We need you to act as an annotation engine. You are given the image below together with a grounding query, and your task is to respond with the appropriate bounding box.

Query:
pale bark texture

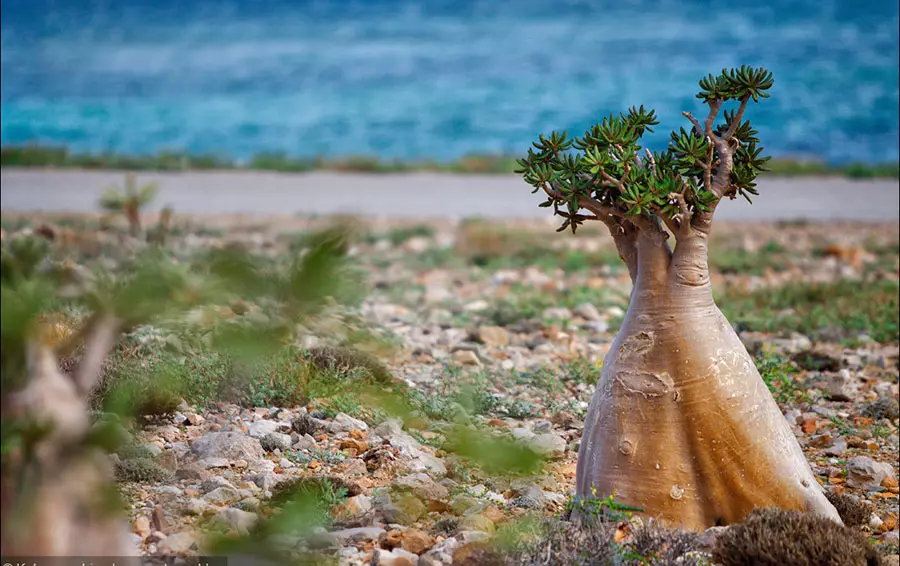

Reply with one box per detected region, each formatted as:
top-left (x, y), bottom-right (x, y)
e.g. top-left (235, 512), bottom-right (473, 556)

top-left (574, 229), bottom-right (840, 530)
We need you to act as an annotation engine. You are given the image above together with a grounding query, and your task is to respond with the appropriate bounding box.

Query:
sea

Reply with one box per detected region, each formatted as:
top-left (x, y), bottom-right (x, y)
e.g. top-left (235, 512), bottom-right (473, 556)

top-left (1, 0), bottom-right (898, 164)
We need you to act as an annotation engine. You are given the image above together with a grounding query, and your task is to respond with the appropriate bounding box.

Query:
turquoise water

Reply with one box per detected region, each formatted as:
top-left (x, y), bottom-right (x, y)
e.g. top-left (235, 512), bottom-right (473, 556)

top-left (1, 0), bottom-right (898, 163)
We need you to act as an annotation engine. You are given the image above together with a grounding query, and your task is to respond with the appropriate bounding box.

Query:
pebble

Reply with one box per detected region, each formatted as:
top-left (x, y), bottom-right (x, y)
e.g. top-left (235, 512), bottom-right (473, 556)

top-left (823, 438), bottom-right (848, 457)
top-left (574, 302), bottom-right (602, 321)
top-left (526, 433), bottom-right (567, 459)
top-left (329, 412), bottom-right (369, 433)
top-left (847, 456), bottom-right (897, 489)
top-left (826, 370), bottom-right (854, 401)
top-left (191, 432), bottom-right (265, 463)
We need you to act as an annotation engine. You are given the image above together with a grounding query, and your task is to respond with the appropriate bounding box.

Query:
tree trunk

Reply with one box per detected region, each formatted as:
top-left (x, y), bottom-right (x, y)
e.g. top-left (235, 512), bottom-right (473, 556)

top-left (574, 231), bottom-right (840, 530)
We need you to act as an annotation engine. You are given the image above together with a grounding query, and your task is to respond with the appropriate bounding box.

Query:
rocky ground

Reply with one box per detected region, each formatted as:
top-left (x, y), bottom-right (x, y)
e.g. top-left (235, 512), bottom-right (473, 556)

top-left (2, 212), bottom-right (898, 565)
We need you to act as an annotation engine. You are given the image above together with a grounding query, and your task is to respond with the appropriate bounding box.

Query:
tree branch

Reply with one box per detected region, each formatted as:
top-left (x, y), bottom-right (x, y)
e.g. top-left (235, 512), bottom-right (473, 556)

top-left (724, 95), bottom-right (750, 140)
top-left (540, 181), bottom-right (639, 280)
top-left (72, 315), bottom-right (120, 396)
top-left (542, 182), bottom-right (622, 223)
top-left (703, 100), bottom-right (722, 143)
top-left (682, 112), bottom-right (703, 136)
top-left (652, 206), bottom-right (680, 235)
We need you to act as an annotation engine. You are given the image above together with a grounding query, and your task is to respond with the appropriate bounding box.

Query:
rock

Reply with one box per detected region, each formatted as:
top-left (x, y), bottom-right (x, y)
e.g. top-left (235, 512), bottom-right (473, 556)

top-left (260, 432), bottom-right (293, 452)
top-left (425, 285), bottom-right (453, 303)
top-left (344, 458), bottom-right (368, 476)
top-left (376, 419), bottom-right (447, 476)
top-left (198, 457), bottom-right (231, 469)
top-left (453, 350), bottom-right (482, 366)
top-left (532, 420), bottom-right (552, 434)
top-left (847, 456), bottom-right (897, 489)
top-left (420, 537), bottom-right (460, 566)
top-left (330, 526), bottom-right (386, 543)
top-left (783, 408), bottom-right (802, 425)
top-left (458, 513), bottom-right (495, 534)
top-left (473, 326), bottom-right (509, 347)
top-left (182, 412), bottom-right (205, 426)
top-left (374, 490), bottom-right (427, 525)
top-left (574, 302), bottom-right (602, 321)
top-left (874, 382), bottom-right (897, 399)
top-left (843, 353), bottom-right (863, 369)
top-left (157, 450), bottom-right (178, 472)
top-left (182, 499), bottom-right (212, 517)
top-left (823, 438), bottom-right (848, 457)
top-left (527, 433), bottom-right (566, 459)
top-left (697, 526), bottom-right (729, 553)
top-left (464, 300), bottom-right (489, 312)
top-left (329, 412), bottom-right (368, 433)
top-left (393, 473), bottom-right (450, 502)
top-left (870, 514), bottom-right (884, 529)
top-left (380, 529), bottom-right (404, 549)
top-left (293, 433), bottom-right (318, 451)
top-left (374, 548), bottom-right (419, 566)
top-left (217, 508), bottom-right (258, 535)
top-left (157, 531), bottom-right (200, 555)
top-left (450, 494), bottom-right (482, 515)
top-left (307, 528), bottom-right (338, 550)
top-left (826, 370), bottom-right (854, 401)
top-left (333, 494), bottom-right (373, 522)
top-left (542, 307), bottom-right (572, 321)
top-left (191, 432), bottom-right (265, 463)
top-left (247, 419), bottom-right (281, 439)
top-left (201, 476), bottom-right (236, 494)
top-left (511, 485), bottom-right (545, 509)
top-left (401, 528), bottom-right (436, 554)
top-left (132, 515), bottom-right (151, 539)
top-left (203, 486), bottom-right (241, 506)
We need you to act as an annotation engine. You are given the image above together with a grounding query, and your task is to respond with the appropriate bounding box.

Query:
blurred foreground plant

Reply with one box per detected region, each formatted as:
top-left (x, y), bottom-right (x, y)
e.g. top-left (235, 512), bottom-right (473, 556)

top-left (0, 222), bottom-right (366, 555)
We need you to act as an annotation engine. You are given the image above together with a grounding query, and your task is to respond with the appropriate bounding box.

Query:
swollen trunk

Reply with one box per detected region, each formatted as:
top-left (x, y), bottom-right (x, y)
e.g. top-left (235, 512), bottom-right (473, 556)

top-left (574, 234), bottom-right (839, 530)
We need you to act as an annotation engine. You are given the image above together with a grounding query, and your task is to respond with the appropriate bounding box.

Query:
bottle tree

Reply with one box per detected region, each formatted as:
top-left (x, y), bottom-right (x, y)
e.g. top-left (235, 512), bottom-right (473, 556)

top-left (516, 67), bottom-right (840, 530)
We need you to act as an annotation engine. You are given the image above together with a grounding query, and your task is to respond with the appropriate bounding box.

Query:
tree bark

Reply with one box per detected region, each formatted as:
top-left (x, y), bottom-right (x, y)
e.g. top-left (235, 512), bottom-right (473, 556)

top-left (574, 230), bottom-right (840, 530)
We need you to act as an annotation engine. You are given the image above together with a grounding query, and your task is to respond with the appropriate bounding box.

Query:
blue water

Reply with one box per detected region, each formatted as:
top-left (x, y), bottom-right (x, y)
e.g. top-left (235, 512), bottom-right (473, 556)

top-left (2, 0), bottom-right (898, 164)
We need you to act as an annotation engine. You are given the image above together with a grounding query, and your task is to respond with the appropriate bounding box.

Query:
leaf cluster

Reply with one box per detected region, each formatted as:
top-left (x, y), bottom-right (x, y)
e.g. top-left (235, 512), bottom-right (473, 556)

top-left (515, 67), bottom-right (774, 233)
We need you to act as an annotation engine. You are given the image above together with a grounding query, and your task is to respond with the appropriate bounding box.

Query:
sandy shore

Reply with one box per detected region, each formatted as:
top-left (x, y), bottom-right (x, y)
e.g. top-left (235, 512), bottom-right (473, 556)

top-left (1, 169), bottom-right (898, 221)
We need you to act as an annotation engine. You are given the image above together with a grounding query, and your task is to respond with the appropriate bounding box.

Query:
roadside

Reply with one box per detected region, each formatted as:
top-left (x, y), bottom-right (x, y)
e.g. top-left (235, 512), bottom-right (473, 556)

top-left (2, 169), bottom-right (898, 221)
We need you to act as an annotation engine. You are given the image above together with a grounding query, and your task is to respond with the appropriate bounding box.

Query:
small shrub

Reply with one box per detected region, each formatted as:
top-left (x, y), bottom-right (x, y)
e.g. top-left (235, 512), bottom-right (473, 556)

top-left (862, 397), bottom-right (900, 421)
top-left (386, 224), bottom-right (435, 246)
top-left (292, 413), bottom-right (320, 436)
top-left (114, 457), bottom-right (171, 483)
top-left (303, 345), bottom-right (395, 385)
top-left (116, 444), bottom-right (157, 461)
top-left (825, 492), bottom-right (873, 527)
top-left (268, 476), bottom-right (350, 528)
top-left (628, 519), bottom-right (704, 565)
top-left (712, 508), bottom-right (880, 566)
top-left (755, 352), bottom-right (810, 405)
top-left (492, 517), bottom-right (620, 565)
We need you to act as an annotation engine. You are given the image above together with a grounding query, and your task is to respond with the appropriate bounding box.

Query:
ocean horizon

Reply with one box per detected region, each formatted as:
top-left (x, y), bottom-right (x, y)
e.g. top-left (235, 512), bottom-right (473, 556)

top-left (2, 0), bottom-right (898, 164)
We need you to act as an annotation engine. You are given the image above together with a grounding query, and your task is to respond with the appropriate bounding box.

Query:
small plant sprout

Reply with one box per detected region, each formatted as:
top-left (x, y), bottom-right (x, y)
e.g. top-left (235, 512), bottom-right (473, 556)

top-left (99, 173), bottom-right (158, 237)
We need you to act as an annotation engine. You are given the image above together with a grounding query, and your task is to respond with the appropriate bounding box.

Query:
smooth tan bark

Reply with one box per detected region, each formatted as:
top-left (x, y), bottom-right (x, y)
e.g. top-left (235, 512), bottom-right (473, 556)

top-left (574, 231), bottom-right (840, 530)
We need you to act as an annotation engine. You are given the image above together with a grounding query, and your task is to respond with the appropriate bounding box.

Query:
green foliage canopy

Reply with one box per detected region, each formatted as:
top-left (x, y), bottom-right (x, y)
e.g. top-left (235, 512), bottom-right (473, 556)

top-left (515, 66), bottom-right (775, 234)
